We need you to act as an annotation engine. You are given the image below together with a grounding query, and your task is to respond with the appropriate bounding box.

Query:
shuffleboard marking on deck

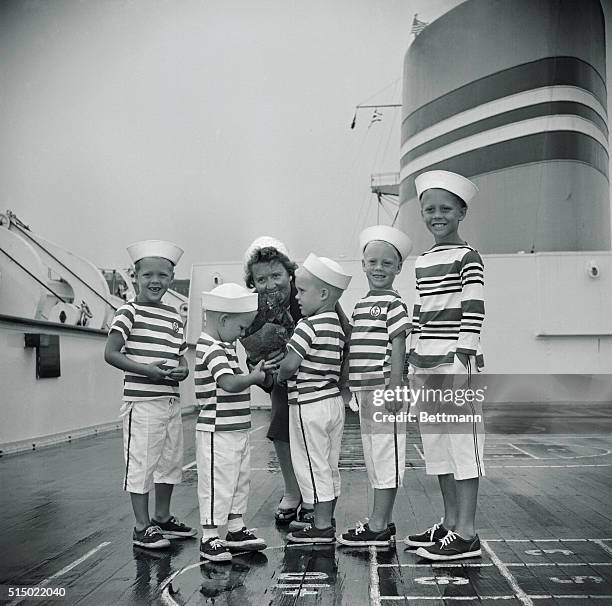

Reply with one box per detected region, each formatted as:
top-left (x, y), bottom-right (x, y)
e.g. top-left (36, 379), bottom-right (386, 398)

top-left (508, 443), bottom-right (540, 459)
top-left (378, 562), bottom-right (494, 568)
top-left (8, 541), bottom-right (111, 606)
top-left (380, 597), bottom-right (516, 601)
top-left (369, 545), bottom-right (382, 606)
top-left (250, 424), bottom-right (266, 434)
top-left (413, 444), bottom-right (425, 460)
top-left (181, 460), bottom-right (196, 471)
top-left (482, 540), bottom-right (534, 606)
top-left (591, 539), bottom-right (612, 557)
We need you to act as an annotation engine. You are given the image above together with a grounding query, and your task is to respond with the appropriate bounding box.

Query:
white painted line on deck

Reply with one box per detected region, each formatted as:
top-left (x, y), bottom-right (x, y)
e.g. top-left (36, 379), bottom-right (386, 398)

top-left (592, 539), bottom-right (612, 557)
top-left (482, 540), bottom-right (534, 606)
top-left (378, 562), bottom-right (494, 568)
top-left (182, 460), bottom-right (197, 471)
top-left (8, 541), bottom-right (111, 606)
top-left (380, 597), bottom-right (516, 601)
top-left (369, 545), bottom-right (381, 606)
top-left (508, 443), bottom-right (540, 459)
top-left (250, 424), bottom-right (266, 434)
top-left (413, 444), bottom-right (425, 460)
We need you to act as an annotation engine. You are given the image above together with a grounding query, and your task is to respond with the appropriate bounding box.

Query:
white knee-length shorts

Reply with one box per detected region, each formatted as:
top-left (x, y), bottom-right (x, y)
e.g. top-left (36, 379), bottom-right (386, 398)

top-left (410, 355), bottom-right (485, 480)
top-left (121, 397), bottom-right (184, 494)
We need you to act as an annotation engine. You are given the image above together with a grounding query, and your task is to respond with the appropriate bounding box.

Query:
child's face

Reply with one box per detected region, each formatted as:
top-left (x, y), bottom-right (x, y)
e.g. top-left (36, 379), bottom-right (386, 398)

top-left (134, 257), bottom-right (174, 304)
top-left (362, 241), bottom-right (402, 290)
top-left (420, 188), bottom-right (467, 243)
top-left (219, 311), bottom-right (257, 343)
top-left (294, 268), bottom-right (324, 317)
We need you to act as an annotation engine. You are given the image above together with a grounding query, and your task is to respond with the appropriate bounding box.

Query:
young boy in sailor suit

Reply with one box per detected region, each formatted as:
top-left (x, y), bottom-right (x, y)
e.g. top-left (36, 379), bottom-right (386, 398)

top-left (338, 226), bottom-right (412, 547)
top-left (105, 240), bottom-right (196, 549)
top-left (404, 170), bottom-right (485, 561)
top-left (277, 254), bottom-right (351, 544)
top-left (195, 283), bottom-right (272, 562)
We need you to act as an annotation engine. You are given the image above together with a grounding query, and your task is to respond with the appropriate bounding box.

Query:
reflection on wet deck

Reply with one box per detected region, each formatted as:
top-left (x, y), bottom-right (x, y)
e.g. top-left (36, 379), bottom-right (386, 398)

top-left (2, 408), bottom-right (612, 605)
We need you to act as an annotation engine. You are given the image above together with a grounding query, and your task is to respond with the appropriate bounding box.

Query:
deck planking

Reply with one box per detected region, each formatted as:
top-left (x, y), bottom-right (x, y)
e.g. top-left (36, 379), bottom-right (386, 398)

top-left (2, 407), bottom-right (612, 605)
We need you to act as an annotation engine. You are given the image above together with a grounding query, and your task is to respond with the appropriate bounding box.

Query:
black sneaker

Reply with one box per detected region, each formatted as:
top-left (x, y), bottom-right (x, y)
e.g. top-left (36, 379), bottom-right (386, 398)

top-left (287, 525), bottom-right (336, 544)
top-left (133, 524), bottom-right (171, 549)
top-left (416, 531), bottom-right (481, 561)
top-left (404, 519), bottom-right (447, 547)
top-left (200, 537), bottom-right (232, 562)
top-left (223, 527), bottom-right (266, 552)
top-left (337, 521), bottom-right (393, 547)
top-left (288, 508), bottom-right (314, 531)
top-left (151, 515), bottom-right (197, 539)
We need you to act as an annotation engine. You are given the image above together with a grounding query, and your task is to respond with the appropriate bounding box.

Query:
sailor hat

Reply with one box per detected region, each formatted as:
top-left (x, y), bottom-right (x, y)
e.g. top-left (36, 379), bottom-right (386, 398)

top-left (201, 283), bottom-right (258, 313)
top-left (302, 253), bottom-right (352, 290)
top-left (127, 240), bottom-right (184, 265)
top-left (243, 236), bottom-right (290, 269)
top-left (415, 170), bottom-right (478, 204)
top-left (359, 225), bottom-right (412, 261)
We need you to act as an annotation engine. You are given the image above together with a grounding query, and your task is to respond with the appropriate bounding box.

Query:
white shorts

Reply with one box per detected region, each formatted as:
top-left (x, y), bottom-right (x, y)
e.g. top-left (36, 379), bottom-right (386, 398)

top-left (289, 395), bottom-right (345, 504)
top-left (196, 430), bottom-right (250, 526)
top-left (357, 389), bottom-right (406, 489)
top-left (121, 397), bottom-right (184, 494)
top-left (411, 355), bottom-right (485, 480)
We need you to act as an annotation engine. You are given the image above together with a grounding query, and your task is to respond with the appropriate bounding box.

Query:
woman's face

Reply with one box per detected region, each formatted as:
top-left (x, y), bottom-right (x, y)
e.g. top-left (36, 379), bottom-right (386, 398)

top-left (250, 260), bottom-right (292, 302)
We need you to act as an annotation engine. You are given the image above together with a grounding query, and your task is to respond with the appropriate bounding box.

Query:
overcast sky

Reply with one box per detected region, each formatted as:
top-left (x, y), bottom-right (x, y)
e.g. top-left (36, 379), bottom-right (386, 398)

top-left (1, 0), bottom-right (609, 278)
top-left (0, 0), bottom-right (464, 277)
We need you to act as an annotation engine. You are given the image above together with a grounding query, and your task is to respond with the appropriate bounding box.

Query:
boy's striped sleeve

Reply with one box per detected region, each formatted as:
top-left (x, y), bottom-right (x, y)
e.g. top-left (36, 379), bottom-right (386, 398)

top-left (457, 249), bottom-right (485, 354)
top-left (109, 303), bottom-right (134, 341)
top-left (287, 319), bottom-right (315, 360)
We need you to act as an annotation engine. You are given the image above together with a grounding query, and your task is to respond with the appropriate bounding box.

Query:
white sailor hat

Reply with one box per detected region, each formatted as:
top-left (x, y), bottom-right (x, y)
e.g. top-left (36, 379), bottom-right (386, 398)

top-left (127, 240), bottom-right (184, 265)
top-left (302, 253), bottom-right (352, 290)
top-left (414, 170), bottom-right (478, 205)
top-left (359, 225), bottom-right (412, 261)
top-left (243, 236), bottom-right (290, 270)
top-left (201, 283), bottom-right (259, 313)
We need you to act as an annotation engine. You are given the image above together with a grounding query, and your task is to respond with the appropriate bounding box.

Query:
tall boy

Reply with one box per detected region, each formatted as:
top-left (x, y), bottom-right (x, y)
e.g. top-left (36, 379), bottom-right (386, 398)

top-left (195, 283), bottom-right (269, 561)
top-left (405, 169), bottom-right (485, 561)
top-left (277, 254), bottom-right (351, 544)
top-left (338, 226), bottom-right (412, 547)
top-left (105, 240), bottom-right (196, 549)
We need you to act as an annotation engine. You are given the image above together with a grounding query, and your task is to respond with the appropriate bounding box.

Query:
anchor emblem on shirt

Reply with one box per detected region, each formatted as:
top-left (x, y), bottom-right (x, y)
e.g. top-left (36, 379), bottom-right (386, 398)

top-left (370, 305), bottom-right (381, 318)
top-left (172, 321), bottom-right (181, 333)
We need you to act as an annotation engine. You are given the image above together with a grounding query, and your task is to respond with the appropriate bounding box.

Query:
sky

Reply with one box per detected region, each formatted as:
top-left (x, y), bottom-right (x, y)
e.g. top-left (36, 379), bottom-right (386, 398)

top-left (0, 0), bottom-right (463, 278)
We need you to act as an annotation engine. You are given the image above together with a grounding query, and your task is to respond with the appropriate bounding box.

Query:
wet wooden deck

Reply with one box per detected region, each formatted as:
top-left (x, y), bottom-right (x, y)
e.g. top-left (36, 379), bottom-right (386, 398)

top-left (2, 406), bottom-right (612, 605)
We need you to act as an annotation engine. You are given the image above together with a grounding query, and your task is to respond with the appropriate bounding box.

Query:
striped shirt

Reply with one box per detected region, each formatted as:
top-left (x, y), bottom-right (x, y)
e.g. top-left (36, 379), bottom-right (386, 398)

top-left (194, 332), bottom-right (251, 432)
top-left (348, 290), bottom-right (410, 390)
top-left (408, 244), bottom-right (485, 369)
top-left (286, 311), bottom-right (344, 405)
top-left (109, 301), bottom-right (186, 401)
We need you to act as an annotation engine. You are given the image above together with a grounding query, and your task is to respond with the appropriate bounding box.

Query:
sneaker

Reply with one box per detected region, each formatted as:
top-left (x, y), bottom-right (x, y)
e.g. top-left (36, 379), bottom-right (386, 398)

top-left (404, 519), bottom-right (447, 547)
top-left (337, 521), bottom-right (393, 547)
top-left (200, 537), bottom-right (232, 562)
top-left (287, 508), bottom-right (314, 531)
top-left (151, 515), bottom-right (197, 539)
top-left (133, 524), bottom-right (171, 549)
top-left (415, 530), bottom-right (481, 561)
top-left (223, 527), bottom-right (266, 552)
top-left (287, 525), bottom-right (336, 544)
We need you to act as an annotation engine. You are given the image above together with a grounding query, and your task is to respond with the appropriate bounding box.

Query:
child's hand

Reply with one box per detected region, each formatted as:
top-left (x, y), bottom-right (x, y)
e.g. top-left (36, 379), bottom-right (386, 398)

top-left (168, 366), bottom-right (189, 381)
top-left (143, 360), bottom-right (173, 381)
top-left (250, 360), bottom-right (267, 385)
top-left (262, 359), bottom-right (280, 372)
top-left (265, 349), bottom-right (286, 366)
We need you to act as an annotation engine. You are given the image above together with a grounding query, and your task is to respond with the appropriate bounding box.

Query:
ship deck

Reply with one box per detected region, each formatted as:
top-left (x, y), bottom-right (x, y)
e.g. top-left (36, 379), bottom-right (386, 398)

top-left (2, 405), bottom-right (612, 605)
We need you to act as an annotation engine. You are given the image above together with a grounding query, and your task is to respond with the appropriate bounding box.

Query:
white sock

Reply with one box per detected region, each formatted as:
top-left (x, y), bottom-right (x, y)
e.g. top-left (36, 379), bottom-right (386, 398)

top-left (228, 517), bottom-right (244, 533)
top-left (279, 495), bottom-right (301, 509)
top-left (201, 527), bottom-right (218, 540)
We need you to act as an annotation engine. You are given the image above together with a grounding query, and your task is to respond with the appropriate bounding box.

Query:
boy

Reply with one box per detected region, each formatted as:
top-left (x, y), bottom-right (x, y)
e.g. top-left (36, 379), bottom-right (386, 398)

top-left (195, 283), bottom-right (270, 561)
top-left (405, 169), bottom-right (485, 561)
top-left (278, 254), bottom-right (351, 544)
top-left (105, 240), bottom-right (196, 549)
top-left (338, 226), bottom-right (412, 547)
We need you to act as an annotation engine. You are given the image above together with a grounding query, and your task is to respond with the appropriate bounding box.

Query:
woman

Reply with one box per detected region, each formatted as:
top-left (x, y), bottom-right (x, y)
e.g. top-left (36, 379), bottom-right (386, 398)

top-left (242, 237), bottom-right (307, 523)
